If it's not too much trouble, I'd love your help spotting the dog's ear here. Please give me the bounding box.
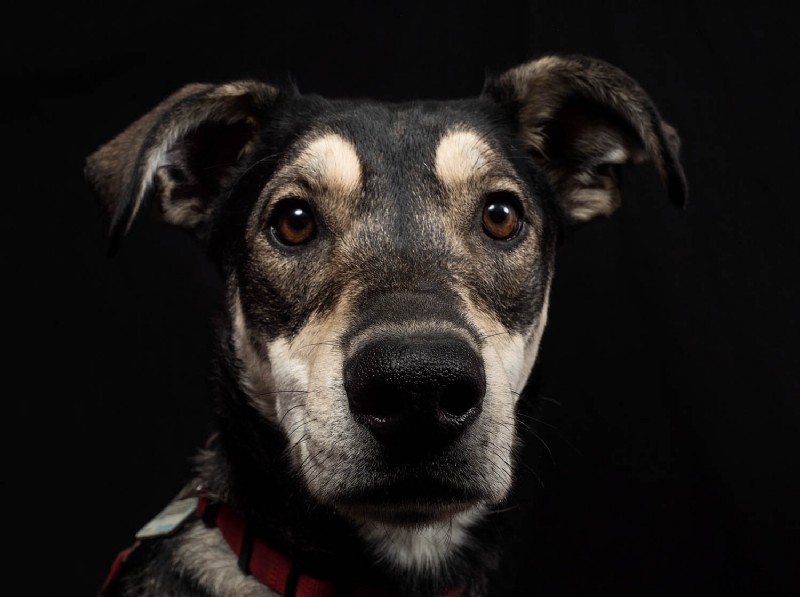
[85,81,280,250]
[483,55,687,222]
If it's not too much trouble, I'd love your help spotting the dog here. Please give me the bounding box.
[87,54,686,597]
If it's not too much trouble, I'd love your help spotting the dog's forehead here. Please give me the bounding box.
[309,98,497,154]
[275,98,519,210]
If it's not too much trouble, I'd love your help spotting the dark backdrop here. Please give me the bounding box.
[6,1,798,595]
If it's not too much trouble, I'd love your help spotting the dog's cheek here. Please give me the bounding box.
[500,290,551,394]
[296,355,353,497]
[300,397,358,501]
[228,285,316,437]
[229,289,280,420]
[476,341,522,502]
[458,288,552,501]
[267,336,313,433]
[273,298,360,497]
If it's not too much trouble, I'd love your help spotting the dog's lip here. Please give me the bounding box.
[338,499,479,525]
[332,476,485,524]
[339,475,482,503]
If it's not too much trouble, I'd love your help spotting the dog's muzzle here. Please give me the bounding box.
[344,335,485,454]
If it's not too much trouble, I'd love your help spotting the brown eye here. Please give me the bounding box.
[270,198,317,246]
[482,192,522,240]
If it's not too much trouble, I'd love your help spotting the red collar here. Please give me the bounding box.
[197,496,465,597]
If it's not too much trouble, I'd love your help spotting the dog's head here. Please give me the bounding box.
[87,56,685,529]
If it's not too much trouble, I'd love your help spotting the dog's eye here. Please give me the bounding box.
[269,198,317,246]
[482,192,522,240]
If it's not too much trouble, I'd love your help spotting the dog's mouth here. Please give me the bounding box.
[340,501,478,526]
[333,475,485,525]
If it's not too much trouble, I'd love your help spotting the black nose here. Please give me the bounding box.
[344,336,485,450]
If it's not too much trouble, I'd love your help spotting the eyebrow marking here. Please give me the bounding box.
[434,129,497,188]
[292,133,362,196]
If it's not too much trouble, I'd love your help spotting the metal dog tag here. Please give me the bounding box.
[135,496,199,539]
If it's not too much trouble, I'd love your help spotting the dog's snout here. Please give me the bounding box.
[344,336,485,450]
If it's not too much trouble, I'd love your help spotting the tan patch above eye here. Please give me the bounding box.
[295,133,362,196]
[434,129,496,188]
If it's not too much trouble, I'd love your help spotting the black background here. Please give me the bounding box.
[6,1,799,595]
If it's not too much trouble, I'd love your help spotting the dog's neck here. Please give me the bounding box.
[191,336,501,596]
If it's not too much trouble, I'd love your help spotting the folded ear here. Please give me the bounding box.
[85,81,280,251]
[483,55,687,222]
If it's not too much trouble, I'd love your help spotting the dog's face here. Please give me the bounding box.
[87,56,685,528]
[231,103,557,525]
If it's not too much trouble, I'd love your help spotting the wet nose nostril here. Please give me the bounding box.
[439,381,482,419]
[343,336,485,449]
[348,382,406,420]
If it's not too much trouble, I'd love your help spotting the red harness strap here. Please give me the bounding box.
[197,496,464,597]
[99,545,136,595]
[199,496,330,596]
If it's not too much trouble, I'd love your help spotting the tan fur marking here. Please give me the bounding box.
[433,129,525,196]
[434,129,495,188]
[291,133,362,196]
